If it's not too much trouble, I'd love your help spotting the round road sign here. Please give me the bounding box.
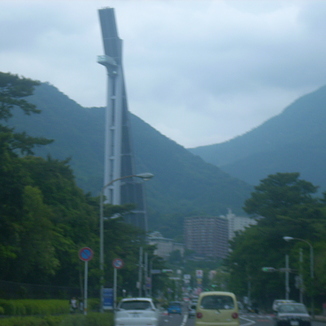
[79,247,94,262]
[112,258,124,269]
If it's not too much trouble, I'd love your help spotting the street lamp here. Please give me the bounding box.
[100,172,154,312]
[283,236,314,316]
[149,255,160,297]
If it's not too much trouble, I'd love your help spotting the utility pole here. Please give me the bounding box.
[299,248,303,303]
[285,254,290,299]
[138,247,143,297]
[144,252,148,297]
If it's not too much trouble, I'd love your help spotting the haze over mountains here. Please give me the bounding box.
[189,85,326,193]
[9,79,326,238]
[9,82,252,239]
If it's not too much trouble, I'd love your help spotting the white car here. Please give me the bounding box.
[274,303,311,326]
[272,299,296,312]
[115,297,160,326]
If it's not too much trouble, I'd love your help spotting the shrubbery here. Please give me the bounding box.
[0,312,113,326]
[0,299,69,315]
[0,299,100,316]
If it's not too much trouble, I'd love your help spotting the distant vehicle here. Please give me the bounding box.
[115,297,160,326]
[273,299,296,312]
[188,303,196,318]
[274,303,311,326]
[191,296,199,306]
[167,301,182,315]
[195,291,239,326]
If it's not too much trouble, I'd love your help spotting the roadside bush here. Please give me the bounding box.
[0,299,69,315]
[0,315,65,326]
[0,312,113,326]
[0,299,16,315]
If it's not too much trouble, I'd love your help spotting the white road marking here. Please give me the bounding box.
[240,316,256,326]
[180,314,188,326]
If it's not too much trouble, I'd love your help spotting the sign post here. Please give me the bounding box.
[113,258,124,309]
[79,247,94,315]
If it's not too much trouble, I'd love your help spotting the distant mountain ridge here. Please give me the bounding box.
[189,85,326,192]
[8,82,252,239]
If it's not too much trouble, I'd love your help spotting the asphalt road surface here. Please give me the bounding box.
[159,311,326,326]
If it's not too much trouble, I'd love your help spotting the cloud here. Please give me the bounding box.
[0,0,325,148]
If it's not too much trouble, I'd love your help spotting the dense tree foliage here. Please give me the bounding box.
[226,172,326,312]
[0,72,160,299]
[0,73,55,283]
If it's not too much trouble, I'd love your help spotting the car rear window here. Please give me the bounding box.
[278,304,307,313]
[200,295,234,310]
[120,300,152,310]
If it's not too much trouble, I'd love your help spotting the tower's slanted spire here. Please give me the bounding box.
[98,7,147,231]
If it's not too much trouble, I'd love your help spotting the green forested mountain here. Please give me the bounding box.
[189,85,326,192]
[9,82,252,239]
[4,73,326,306]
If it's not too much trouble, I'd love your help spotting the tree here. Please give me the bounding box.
[244,172,318,220]
[0,72,163,299]
[226,173,325,310]
[20,155,99,287]
[14,186,60,283]
[0,73,53,282]
[0,72,52,156]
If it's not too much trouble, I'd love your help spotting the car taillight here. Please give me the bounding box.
[196,312,203,319]
[232,312,238,319]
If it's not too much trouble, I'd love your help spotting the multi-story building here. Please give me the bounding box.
[184,216,229,259]
[184,211,257,260]
[223,209,257,240]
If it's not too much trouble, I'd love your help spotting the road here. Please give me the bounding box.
[159,311,326,326]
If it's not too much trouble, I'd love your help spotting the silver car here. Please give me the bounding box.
[274,303,311,326]
[273,299,296,312]
[115,297,160,326]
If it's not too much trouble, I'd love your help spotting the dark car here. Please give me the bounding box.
[167,301,182,315]
[188,304,196,318]
[275,303,311,326]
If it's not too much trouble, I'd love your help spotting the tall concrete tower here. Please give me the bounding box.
[97,7,148,231]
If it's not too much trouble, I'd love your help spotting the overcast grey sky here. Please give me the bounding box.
[1,0,326,148]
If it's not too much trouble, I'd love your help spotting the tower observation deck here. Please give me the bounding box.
[97,7,148,231]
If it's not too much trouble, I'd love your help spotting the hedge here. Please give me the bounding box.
[0,299,99,316]
[0,312,113,326]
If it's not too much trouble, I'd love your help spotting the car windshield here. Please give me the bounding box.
[169,302,181,307]
[201,295,234,310]
[278,304,307,313]
[120,300,152,310]
[275,300,295,306]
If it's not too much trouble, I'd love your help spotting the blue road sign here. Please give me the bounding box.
[103,288,113,310]
[79,247,94,262]
[112,258,124,269]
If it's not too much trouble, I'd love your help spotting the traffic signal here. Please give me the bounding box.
[162,269,173,273]
[261,267,276,272]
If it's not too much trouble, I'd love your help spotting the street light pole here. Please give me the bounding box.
[283,236,314,316]
[285,254,290,300]
[100,173,154,312]
[149,256,160,297]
